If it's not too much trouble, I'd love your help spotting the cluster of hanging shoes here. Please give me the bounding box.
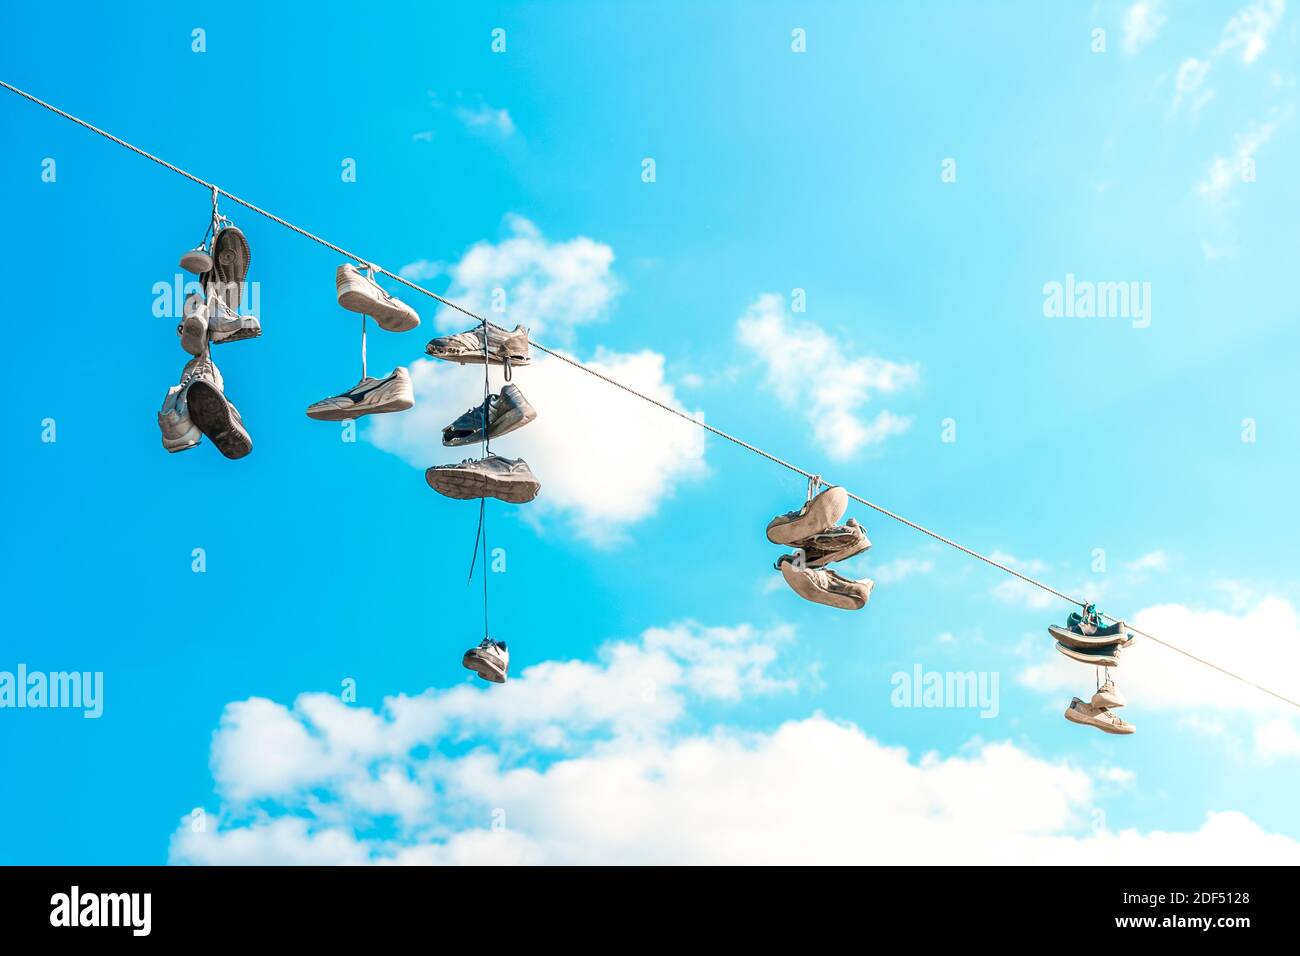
[423,324,540,505]
[157,193,259,458]
[767,479,875,610]
[305,264,416,421]
[1051,604,1137,735]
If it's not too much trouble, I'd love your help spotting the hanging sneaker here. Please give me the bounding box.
[425,454,541,503]
[463,637,509,683]
[1049,605,1135,649]
[179,246,213,275]
[179,293,209,356]
[766,485,848,546]
[1054,641,1122,668]
[210,224,251,310]
[442,383,537,446]
[1063,697,1135,735]
[306,367,414,420]
[184,354,253,460]
[791,518,871,567]
[1091,679,1126,709]
[207,291,261,345]
[335,264,420,332]
[776,554,873,610]
[157,383,201,453]
[425,323,530,368]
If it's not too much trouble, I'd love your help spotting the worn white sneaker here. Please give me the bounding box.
[766,486,848,546]
[158,383,201,453]
[1054,641,1122,668]
[1091,679,1126,709]
[790,518,871,567]
[463,638,509,683]
[425,454,541,503]
[1064,697,1135,735]
[335,264,420,332]
[207,291,261,345]
[425,323,531,368]
[306,367,414,420]
[776,554,873,610]
[179,246,213,275]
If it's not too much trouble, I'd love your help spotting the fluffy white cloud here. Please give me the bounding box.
[736,293,917,460]
[1215,0,1286,64]
[402,215,618,340]
[171,617,1300,865]
[366,348,706,544]
[1022,597,1300,736]
[1123,1,1166,55]
[870,556,936,585]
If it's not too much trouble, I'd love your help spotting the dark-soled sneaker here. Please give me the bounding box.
[442,383,537,446]
[185,355,252,460]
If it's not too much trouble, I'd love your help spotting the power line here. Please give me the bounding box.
[5,77,1297,712]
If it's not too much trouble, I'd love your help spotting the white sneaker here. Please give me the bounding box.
[207,291,261,345]
[306,367,415,420]
[335,264,420,332]
[1091,679,1126,709]
[463,638,509,683]
[158,383,201,453]
[179,246,213,275]
[1064,697,1135,735]
[776,554,873,610]
[183,354,253,460]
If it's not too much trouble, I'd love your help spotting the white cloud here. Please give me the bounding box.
[456,103,516,137]
[169,616,1300,865]
[1215,0,1286,65]
[1123,1,1166,55]
[1021,597,1300,732]
[869,556,936,585]
[1255,717,1300,759]
[1196,121,1276,204]
[987,551,1058,611]
[404,215,618,340]
[366,349,707,544]
[1125,550,1169,572]
[735,293,917,460]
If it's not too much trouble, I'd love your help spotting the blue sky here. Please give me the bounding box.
[3,1,1300,863]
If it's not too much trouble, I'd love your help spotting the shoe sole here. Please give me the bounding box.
[337,278,419,332]
[180,312,207,356]
[1053,641,1120,668]
[425,467,540,504]
[767,487,849,545]
[779,560,867,610]
[186,382,252,460]
[212,227,251,310]
[425,349,532,367]
[462,652,507,683]
[307,394,414,421]
[1064,706,1134,734]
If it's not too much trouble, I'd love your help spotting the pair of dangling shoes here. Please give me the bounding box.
[157,352,252,459]
[768,483,874,610]
[1064,680,1135,735]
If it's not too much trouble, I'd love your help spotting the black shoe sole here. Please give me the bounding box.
[212,226,251,310]
[187,382,252,460]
